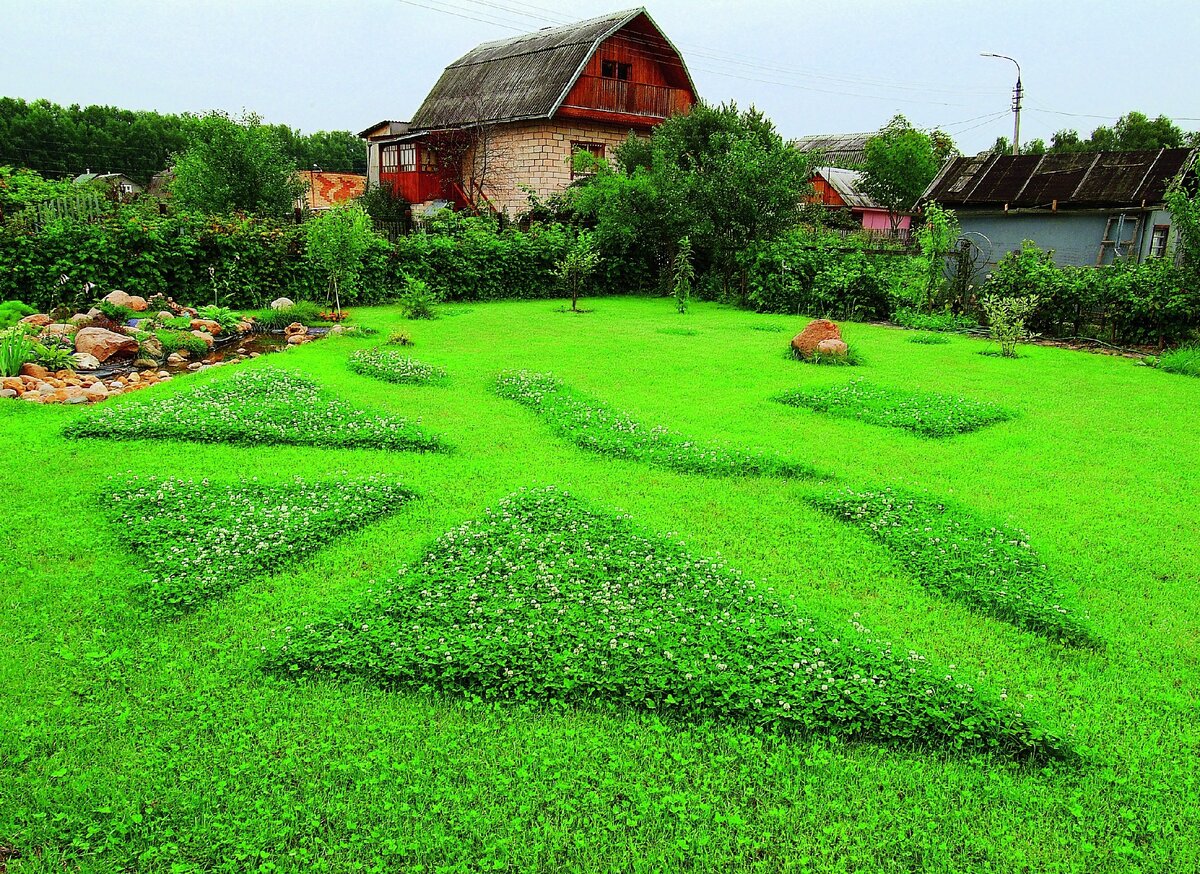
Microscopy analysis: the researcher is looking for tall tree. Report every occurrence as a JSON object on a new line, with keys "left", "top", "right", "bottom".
{"left": 170, "top": 111, "right": 305, "bottom": 217}
{"left": 860, "top": 115, "right": 941, "bottom": 232}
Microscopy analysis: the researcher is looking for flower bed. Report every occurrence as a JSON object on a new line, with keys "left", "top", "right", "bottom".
{"left": 776, "top": 379, "right": 1014, "bottom": 438}
{"left": 267, "top": 488, "right": 1072, "bottom": 760}
{"left": 811, "top": 488, "right": 1097, "bottom": 646}
{"left": 64, "top": 367, "right": 446, "bottom": 452}
{"left": 348, "top": 348, "right": 447, "bottom": 385}
{"left": 494, "top": 370, "right": 815, "bottom": 478}
{"left": 111, "top": 474, "right": 415, "bottom": 615}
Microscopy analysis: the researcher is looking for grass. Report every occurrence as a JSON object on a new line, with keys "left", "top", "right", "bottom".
{"left": 2, "top": 297, "right": 1199, "bottom": 872}
{"left": 63, "top": 366, "right": 447, "bottom": 452}
{"left": 347, "top": 347, "right": 447, "bottom": 384}
{"left": 810, "top": 488, "right": 1096, "bottom": 646}
{"left": 910, "top": 331, "right": 950, "bottom": 344}
{"left": 494, "top": 369, "right": 816, "bottom": 478}
{"left": 110, "top": 474, "right": 415, "bottom": 615}
{"left": 271, "top": 487, "right": 1070, "bottom": 761}
{"left": 1157, "top": 342, "right": 1200, "bottom": 378}
{"left": 776, "top": 377, "right": 1014, "bottom": 437}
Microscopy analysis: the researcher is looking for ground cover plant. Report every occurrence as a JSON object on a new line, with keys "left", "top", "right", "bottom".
{"left": 64, "top": 367, "right": 446, "bottom": 452}
{"left": 111, "top": 474, "right": 415, "bottom": 615}
{"left": 494, "top": 369, "right": 815, "bottom": 478}
{"left": 3, "top": 298, "right": 1198, "bottom": 873}
{"left": 811, "top": 488, "right": 1097, "bottom": 646}
{"left": 777, "top": 378, "right": 1014, "bottom": 438}
{"left": 909, "top": 331, "right": 950, "bottom": 344}
{"left": 269, "top": 488, "right": 1069, "bottom": 761}
{"left": 1157, "top": 342, "right": 1200, "bottom": 377}
{"left": 347, "top": 347, "right": 447, "bottom": 385}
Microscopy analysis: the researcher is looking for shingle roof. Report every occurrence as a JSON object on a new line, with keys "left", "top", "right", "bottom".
{"left": 923, "top": 148, "right": 1195, "bottom": 209}
{"left": 794, "top": 132, "right": 875, "bottom": 168}
{"left": 410, "top": 8, "right": 693, "bottom": 129}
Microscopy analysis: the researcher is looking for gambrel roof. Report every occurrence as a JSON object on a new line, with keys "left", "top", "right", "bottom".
{"left": 923, "top": 148, "right": 1196, "bottom": 210}
{"left": 410, "top": 8, "right": 695, "bottom": 129}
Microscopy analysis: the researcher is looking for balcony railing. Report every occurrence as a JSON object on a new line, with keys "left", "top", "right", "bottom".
{"left": 563, "top": 75, "right": 691, "bottom": 119}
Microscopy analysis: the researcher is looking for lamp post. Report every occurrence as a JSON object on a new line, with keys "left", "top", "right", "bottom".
{"left": 981, "top": 53, "right": 1022, "bottom": 156}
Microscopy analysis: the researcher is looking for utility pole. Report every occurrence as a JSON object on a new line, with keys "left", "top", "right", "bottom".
{"left": 981, "top": 53, "right": 1022, "bottom": 156}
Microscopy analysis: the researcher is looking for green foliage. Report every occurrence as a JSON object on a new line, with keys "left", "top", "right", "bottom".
{"left": 790, "top": 344, "right": 863, "bottom": 367}
{"left": 671, "top": 236, "right": 694, "bottom": 314}
{"left": 0, "top": 165, "right": 82, "bottom": 217}
{"left": 305, "top": 204, "right": 378, "bottom": 311}
{"left": 1165, "top": 179, "right": 1200, "bottom": 278}
{"left": 171, "top": 112, "right": 306, "bottom": 217}
{"left": 777, "top": 378, "right": 1014, "bottom": 437}
{"left": 556, "top": 232, "right": 600, "bottom": 311}
{"left": 494, "top": 370, "right": 815, "bottom": 478}
{"left": 0, "top": 327, "right": 33, "bottom": 376}
{"left": 348, "top": 348, "right": 446, "bottom": 384}
{"left": 812, "top": 489, "right": 1097, "bottom": 646}
{"left": 96, "top": 300, "right": 138, "bottom": 325}
{"left": 270, "top": 488, "right": 1069, "bottom": 760}
{"left": 981, "top": 292, "right": 1040, "bottom": 358}
{"left": 399, "top": 277, "right": 440, "bottom": 320}
{"left": 194, "top": 305, "right": 241, "bottom": 332}
{"left": 358, "top": 181, "right": 411, "bottom": 224}
{"left": 860, "top": 116, "right": 942, "bottom": 231}
{"left": 892, "top": 308, "right": 978, "bottom": 332}
{"left": 909, "top": 331, "right": 950, "bottom": 344}
{"left": 0, "top": 299, "right": 35, "bottom": 329}
{"left": 154, "top": 329, "right": 209, "bottom": 356}
{"left": 108, "top": 474, "right": 414, "bottom": 615}
{"left": 386, "top": 330, "right": 413, "bottom": 346}
{"left": 1157, "top": 342, "right": 1200, "bottom": 377}
{"left": 64, "top": 367, "right": 446, "bottom": 452}
{"left": 915, "top": 203, "right": 961, "bottom": 310}
{"left": 250, "top": 301, "right": 324, "bottom": 331}
{"left": 30, "top": 338, "right": 76, "bottom": 370}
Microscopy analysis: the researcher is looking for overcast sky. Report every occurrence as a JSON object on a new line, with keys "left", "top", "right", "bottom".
{"left": 6, "top": 0, "right": 1199, "bottom": 153}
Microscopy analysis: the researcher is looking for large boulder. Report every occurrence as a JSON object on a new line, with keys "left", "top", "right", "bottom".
{"left": 74, "top": 327, "right": 140, "bottom": 363}
{"left": 103, "top": 290, "right": 149, "bottom": 312}
{"left": 270, "top": 297, "right": 295, "bottom": 310}
{"left": 42, "top": 323, "right": 78, "bottom": 339}
{"left": 816, "top": 338, "right": 849, "bottom": 357}
{"left": 283, "top": 322, "right": 306, "bottom": 339}
{"left": 190, "top": 318, "right": 222, "bottom": 335}
{"left": 19, "top": 313, "right": 51, "bottom": 328}
{"left": 791, "top": 319, "right": 843, "bottom": 358}
{"left": 190, "top": 330, "right": 215, "bottom": 348}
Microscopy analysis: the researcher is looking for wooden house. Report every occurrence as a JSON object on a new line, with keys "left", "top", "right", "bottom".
{"left": 361, "top": 8, "right": 697, "bottom": 215}
{"left": 808, "top": 166, "right": 912, "bottom": 237}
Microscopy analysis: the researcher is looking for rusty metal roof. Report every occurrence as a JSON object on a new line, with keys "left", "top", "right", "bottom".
{"left": 410, "top": 8, "right": 694, "bottom": 129}
{"left": 923, "top": 148, "right": 1195, "bottom": 209}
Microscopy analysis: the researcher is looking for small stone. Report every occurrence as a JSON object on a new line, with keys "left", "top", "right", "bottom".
{"left": 287, "top": 334, "right": 306, "bottom": 345}
{"left": 72, "top": 352, "right": 102, "bottom": 371}
{"left": 42, "top": 323, "right": 78, "bottom": 338}
{"left": 126, "top": 372, "right": 141, "bottom": 384}
{"left": 190, "top": 330, "right": 215, "bottom": 348}
{"left": 69, "top": 313, "right": 93, "bottom": 326}
{"left": 82, "top": 384, "right": 109, "bottom": 401}
{"left": 187, "top": 362, "right": 204, "bottom": 371}
{"left": 816, "top": 338, "right": 849, "bottom": 356}
{"left": 270, "top": 297, "right": 295, "bottom": 310}
{"left": 133, "top": 358, "right": 158, "bottom": 369}
{"left": 19, "top": 363, "right": 49, "bottom": 379}
{"left": 166, "top": 353, "right": 186, "bottom": 365}
{"left": 0, "top": 389, "right": 17, "bottom": 399}
{"left": 157, "top": 310, "right": 174, "bottom": 321}
{"left": 190, "top": 318, "right": 222, "bottom": 335}
{"left": 64, "top": 394, "right": 88, "bottom": 405}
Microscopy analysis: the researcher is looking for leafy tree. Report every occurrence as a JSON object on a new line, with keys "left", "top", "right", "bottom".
{"left": 305, "top": 204, "right": 378, "bottom": 314}
{"left": 171, "top": 112, "right": 305, "bottom": 217}
{"left": 861, "top": 115, "right": 941, "bottom": 232}
{"left": 1090, "top": 112, "right": 1184, "bottom": 151}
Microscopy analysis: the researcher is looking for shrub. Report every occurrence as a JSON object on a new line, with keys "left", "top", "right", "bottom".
{"left": 108, "top": 474, "right": 415, "bottom": 615}
{"left": 981, "top": 294, "right": 1039, "bottom": 358}
{"left": 64, "top": 367, "right": 447, "bottom": 452}
{"left": 195, "top": 304, "right": 242, "bottom": 333}
{"left": 1157, "top": 342, "right": 1200, "bottom": 377}
{"left": 250, "top": 302, "right": 324, "bottom": 331}
{"left": 0, "top": 300, "right": 35, "bottom": 329}
{"left": 30, "top": 340, "right": 77, "bottom": 371}
{"left": 348, "top": 348, "right": 447, "bottom": 384}
{"left": 386, "top": 330, "right": 413, "bottom": 346}
{"left": 399, "top": 277, "right": 439, "bottom": 320}
{"left": 155, "top": 329, "right": 209, "bottom": 357}
{"left": 776, "top": 378, "right": 1014, "bottom": 438}
{"left": 96, "top": 300, "right": 138, "bottom": 325}
{"left": 893, "top": 308, "right": 978, "bottom": 332}
{"left": 0, "top": 328, "right": 33, "bottom": 376}
{"left": 670, "top": 236, "right": 694, "bottom": 314}
{"left": 267, "top": 488, "right": 1073, "bottom": 761}
{"left": 494, "top": 370, "right": 816, "bottom": 478}
{"left": 161, "top": 315, "right": 194, "bottom": 330}
{"left": 811, "top": 488, "right": 1097, "bottom": 646}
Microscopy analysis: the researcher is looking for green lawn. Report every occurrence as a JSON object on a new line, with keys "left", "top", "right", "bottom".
{"left": 2, "top": 297, "right": 1197, "bottom": 873}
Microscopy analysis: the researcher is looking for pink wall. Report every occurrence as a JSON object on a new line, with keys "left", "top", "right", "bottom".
{"left": 859, "top": 208, "right": 910, "bottom": 231}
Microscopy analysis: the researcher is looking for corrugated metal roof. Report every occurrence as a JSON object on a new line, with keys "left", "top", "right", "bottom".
{"left": 814, "top": 166, "right": 880, "bottom": 210}
{"left": 410, "top": 8, "right": 693, "bottom": 129}
{"left": 924, "top": 148, "right": 1195, "bottom": 209}
{"left": 794, "top": 132, "right": 875, "bottom": 168}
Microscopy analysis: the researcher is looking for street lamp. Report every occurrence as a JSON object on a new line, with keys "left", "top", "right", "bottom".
{"left": 981, "top": 52, "right": 1022, "bottom": 156}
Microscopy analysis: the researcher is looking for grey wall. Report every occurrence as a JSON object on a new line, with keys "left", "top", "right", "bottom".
{"left": 958, "top": 210, "right": 1172, "bottom": 269}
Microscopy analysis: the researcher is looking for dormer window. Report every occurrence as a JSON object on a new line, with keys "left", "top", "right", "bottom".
{"left": 601, "top": 59, "right": 632, "bottom": 80}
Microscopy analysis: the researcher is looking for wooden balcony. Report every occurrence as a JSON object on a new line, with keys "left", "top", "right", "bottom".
{"left": 560, "top": 75, "right": 692, "bottom": 121}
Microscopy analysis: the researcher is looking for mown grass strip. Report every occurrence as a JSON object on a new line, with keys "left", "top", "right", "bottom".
{"left": 777, "top": 378, "right": 1014, "bottom": 438}
{"left": 348, "top": 348, "right": 447, "bottom": 385}
{"left": 811, "top": 488, "right": 1098, "bottom": 646}
{"left": 64, "top": 367, "right": 447, "bottom": 451}
{"left": 268, "top": 487, "right": 1073, "bottom": 761}
{"left": 495, "top": 370, "right": 816, "bottom": 478}
{"left": 110, "top": 474, "right": 416, "bottom": 615}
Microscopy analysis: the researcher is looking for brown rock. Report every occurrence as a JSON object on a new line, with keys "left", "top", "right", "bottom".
{"left": 2, "top": 377, "right": 23, "bottom": 392}
{"left": 19, "top": 363, "right": 49, "bottom": 379}
{"left": 133, "top": 358, "right": 158, "bottom": 369}
{"left": 287, "top": 334, "right": 306, "bottom": 345}
{"left": 283, "top": 322, "right": 307, "bottom": 339}
{"left": 21, "top": 393, "right": 43, "bottom": 403}
{"left": 103, "top": 290, "right": 148, "bottom": 312}
{"left": 20, "top": 313, "right": 51, "bottom": 327}
{"left": 166, "top": 353, "right": 187, "bottom": 365}
{"left": 75, "top": 327, "right": 140, "bottom": 362}
{"left": 190, "top": 330, "right": 215, "bottom": 348}
{"left": 82, "top": 383, "right": 109, "bottom": 401}
{"left": 42, "top": 323, "right": 79, "bottom": 339}
{"left": 816, "top": 338, "right": 848, "bottom": 357}
{"left": 190, "top": 318, "right": 222, "bottom": 335}
{"left": 791, "top": 320, "right": 843, "bottom": 357}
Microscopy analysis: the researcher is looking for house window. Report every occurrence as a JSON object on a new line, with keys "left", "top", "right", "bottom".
{"left": 1150, "top": 224, "right": 1170, "bottom": 258}
{"left": 570, "top": 141, "right": 606, "bottom": 178}
{"left": 119, "top": 182, "right": 133, "bottom": 194}
{"left": 381, "top": 145, "right": 398, "bottom": 171}
{"left": 419, "top": 148, "right": 437, "bottom": 173}
{"left": 601, "top": 59, "right": 632, "bottom": 80}
{"left": 396, "top": 144, "right": 417, "bottom": 173}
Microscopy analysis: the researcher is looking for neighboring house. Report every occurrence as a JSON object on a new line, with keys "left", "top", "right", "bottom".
{"left": 299, "top": 171, "right": 366, "bottom": 211}
{"left": 359, "top": 120, "right": 412, "bottom": 189}
{"left": 361, "top": 8, "right": 697, "bottom": 215}
{"left": 922, "top": 148, "right": 1197, "bottom": 266}
{"left": 146, "top": 169, "right": 174, "bottom": 200}
{"left": 73, "top": 171, "right": 142, "bottom": 200}
{"left": 794, "top": 132, "right": 875, "bottom": 169}
{"left": 808, "top": 166, "right": 912, "bottom": 236}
